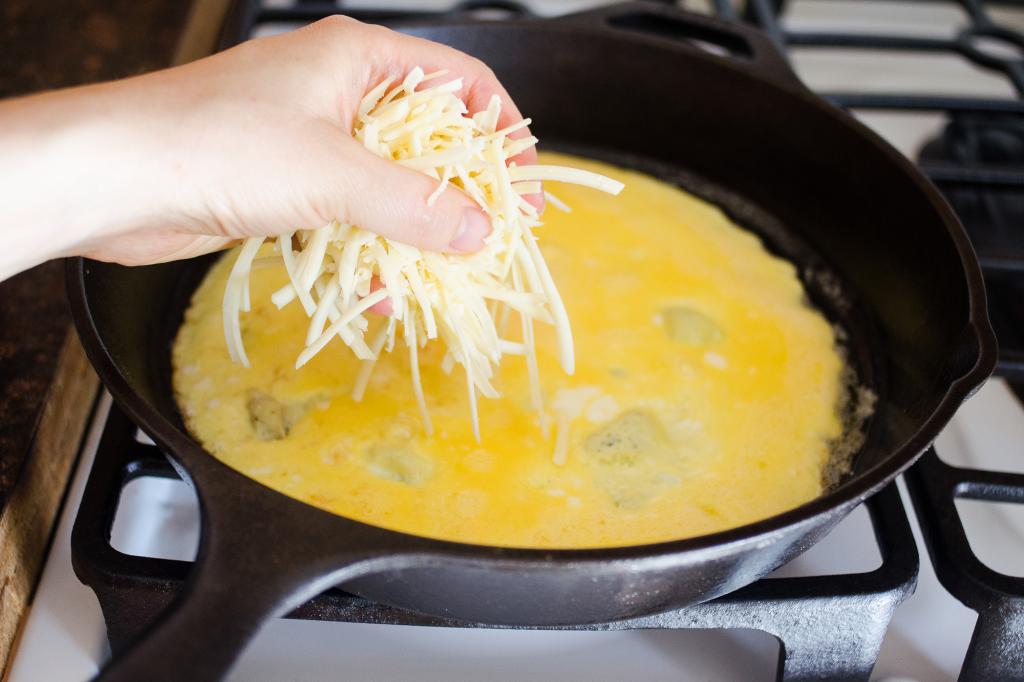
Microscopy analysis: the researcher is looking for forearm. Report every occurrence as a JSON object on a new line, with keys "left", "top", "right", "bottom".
{"left": 0, "top": 18, "right": 535, "bottom": 276}
{"left": 0, "top": 80, "right": 173, "bottom": 280}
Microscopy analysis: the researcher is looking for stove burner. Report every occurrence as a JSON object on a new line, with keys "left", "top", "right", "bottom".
{"left": 919, "top": 117, "right": 1024, "bottom": 387}
{"left": 919, "top": 115, "right": 1024, "bottom": 392}
{"left": 72, "top": 403, "right": 918, "bottom": 682}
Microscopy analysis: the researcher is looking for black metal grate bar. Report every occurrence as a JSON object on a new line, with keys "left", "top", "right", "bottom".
{"left": 918, "top": 163, "right": 1024, "bottom": 187}
{"left": 820, "top": 93, "right": 1024, "bottom": 114}
{"left": 787, "top": 33, "right": 958, "bottom": 51}
{"left": 905, "top": 449, "right": 1024, "bottom": 681}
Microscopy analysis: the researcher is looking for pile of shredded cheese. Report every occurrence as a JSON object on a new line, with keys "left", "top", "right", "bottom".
{"left": 223, "top": 67, "right": 623, "bottom": 441}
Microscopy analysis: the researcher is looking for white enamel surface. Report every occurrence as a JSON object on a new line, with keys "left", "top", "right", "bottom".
{"left": 13, "top": 383, "right": 1022, "bottom": 681}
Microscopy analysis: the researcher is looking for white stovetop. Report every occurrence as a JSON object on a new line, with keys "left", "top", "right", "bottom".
{"left": 10, "top": 2, "right": 1024, "bottom": 680}
{"left": 10, "top": 381, "right": 1024, "bottom": 682}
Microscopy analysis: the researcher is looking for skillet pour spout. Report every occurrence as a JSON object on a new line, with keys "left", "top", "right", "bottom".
{"left": 68, "top": 4, "right": 996, "bottom": 681}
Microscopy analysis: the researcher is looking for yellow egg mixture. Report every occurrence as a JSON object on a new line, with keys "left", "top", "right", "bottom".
{"left": 173, "top": 152, "right": 846, "bottom": 548}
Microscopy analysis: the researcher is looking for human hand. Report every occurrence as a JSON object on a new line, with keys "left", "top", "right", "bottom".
{"left": 0, "top": 16, "right": 539, "bottom": 277}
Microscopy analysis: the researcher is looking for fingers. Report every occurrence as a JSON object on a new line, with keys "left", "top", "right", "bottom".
{"left": 463, "top": 75, "right": 538, "bottom": 166}
{"left": 296, "top": 19, "right": 544, "bottom": 251}
{"left": 326, "top": 139, "right": 491, "bottom": 253}
{"left": 406, "top": 38, "right": 543, "bottom": 210}
{"left": 367, "top": 276, "right": 393, "bottom": 316}
{"left": 360, "top": 26, "right": 539, "bottom": 164}
{"left": 464, "top": 73, "right": 544, "bottom": 214}
{"left": 363, "top": 28, "right": 545, "bottom": 213}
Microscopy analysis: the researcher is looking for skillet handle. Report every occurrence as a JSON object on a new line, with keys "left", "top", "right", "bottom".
{"left": 92, "top": 540, "right": 383, "bottom": 682}
{"left": 90, "top": 467, "right": 408, "bottom": 682}
{"left": 553, "top": 2, "right": 806, "bottom": 93}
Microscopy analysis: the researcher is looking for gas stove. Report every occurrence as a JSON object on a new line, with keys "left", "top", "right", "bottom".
{"left": 9, "top": 1, "right": 1024, "bottom": 680}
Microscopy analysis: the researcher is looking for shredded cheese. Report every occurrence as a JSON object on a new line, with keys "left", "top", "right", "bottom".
{"left": 222, "top": 67, "right": 624, "bottom": 440}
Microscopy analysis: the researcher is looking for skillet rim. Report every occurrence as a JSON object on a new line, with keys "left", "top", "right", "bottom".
{"left": 65, "top": 16, "right": 997, "bottom": 565}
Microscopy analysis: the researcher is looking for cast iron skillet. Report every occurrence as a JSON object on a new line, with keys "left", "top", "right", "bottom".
{"left": 68, "top": 4, "right": 996, "bottom": 681}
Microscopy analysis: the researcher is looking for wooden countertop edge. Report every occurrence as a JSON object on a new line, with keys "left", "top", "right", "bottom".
{"left": 0, "top": 330, "right": 99, "bottom": 675}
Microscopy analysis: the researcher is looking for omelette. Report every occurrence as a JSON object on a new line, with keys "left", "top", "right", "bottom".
{"left": 172, "top": 152, "right": 849, "bottom": 548}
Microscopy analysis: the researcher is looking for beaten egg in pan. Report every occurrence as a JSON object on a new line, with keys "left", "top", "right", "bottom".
{"left": 173, "top": 152, "right": 856, "bottom": 549}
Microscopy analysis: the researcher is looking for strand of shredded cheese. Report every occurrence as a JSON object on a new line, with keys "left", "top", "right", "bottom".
{"left": 223, "top": 67, "right": 623, "bottom": 441}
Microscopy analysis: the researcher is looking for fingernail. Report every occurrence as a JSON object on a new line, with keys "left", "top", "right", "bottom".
{"left": 448, "top": 208, "right": 491, "bottom": 253}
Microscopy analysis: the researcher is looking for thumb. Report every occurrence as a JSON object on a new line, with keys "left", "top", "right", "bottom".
{"left": 327, "top": 141, "right": 491, "bottom": 253}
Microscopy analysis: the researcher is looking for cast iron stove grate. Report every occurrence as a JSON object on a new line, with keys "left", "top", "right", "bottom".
{"left": 72, "top": 401, "right": 918, "bottom": 682}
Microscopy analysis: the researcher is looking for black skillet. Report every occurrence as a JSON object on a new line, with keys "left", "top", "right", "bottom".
{"left": 67, "top": 4, "right": 996, "bottom": 680}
